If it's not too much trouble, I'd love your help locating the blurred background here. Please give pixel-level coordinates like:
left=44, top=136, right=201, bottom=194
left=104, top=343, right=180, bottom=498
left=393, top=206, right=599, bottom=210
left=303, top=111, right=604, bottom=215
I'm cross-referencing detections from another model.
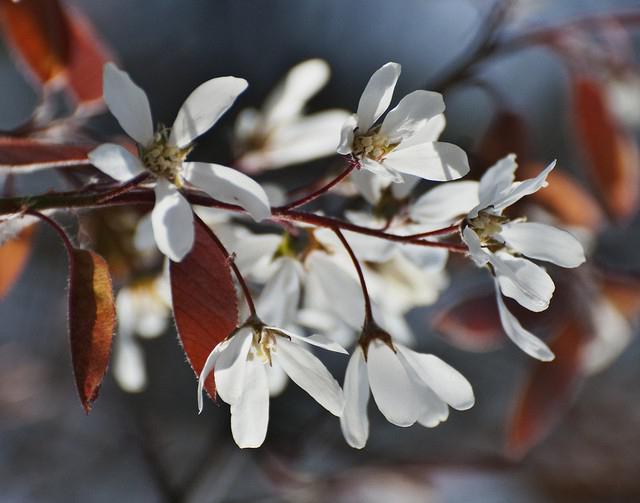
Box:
left=1, top=0, right=640, bottom=501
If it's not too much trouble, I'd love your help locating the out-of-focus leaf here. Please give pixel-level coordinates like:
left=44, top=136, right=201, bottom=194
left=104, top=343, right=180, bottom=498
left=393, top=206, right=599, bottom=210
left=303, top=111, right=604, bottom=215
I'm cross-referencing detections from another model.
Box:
left=0, top=224, right=35, bottom=298
left=0, top=137, right=92, bottom=171
left=573, top=77, right=640, bottom=221
left=170, top=218, right=238, bottom=400
left=433, top=292, right=505, bottom=352
left=601, top=275, right=640, bottom=320
left=522, top=162, right=605, bottom=232
left=476, top=111, right=529, bottom=167
left=68, top=248, right=116, bottom=413
left=63, top=6, right=112, bottom=110
left=506, top=317, right=589, bottom=459
left=0, top=0, right=69, bottom=85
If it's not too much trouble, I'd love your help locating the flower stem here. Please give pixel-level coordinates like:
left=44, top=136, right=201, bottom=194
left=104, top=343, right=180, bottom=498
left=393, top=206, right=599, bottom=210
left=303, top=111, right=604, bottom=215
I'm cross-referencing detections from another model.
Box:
left=277, top=158, right=357, bottom=211
left=26, top=210, right=74, bottom=257
left=333, top=228, right=373, bottom=324
left=95, top=172, right=150, bottom=204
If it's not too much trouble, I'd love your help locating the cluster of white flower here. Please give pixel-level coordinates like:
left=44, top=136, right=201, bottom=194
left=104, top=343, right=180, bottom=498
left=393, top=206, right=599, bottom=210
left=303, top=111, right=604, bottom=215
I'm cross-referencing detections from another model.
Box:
left=92, top=60, right=585, bottom=449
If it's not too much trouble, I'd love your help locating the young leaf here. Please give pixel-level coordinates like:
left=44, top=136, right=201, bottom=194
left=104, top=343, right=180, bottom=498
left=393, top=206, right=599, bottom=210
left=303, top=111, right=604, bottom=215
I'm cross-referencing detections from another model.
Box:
left=68, top=248, right=116, bottom=413
left=0, top=137, right=92, bottom=171
left=170, top=218, right=238, bottom=400
left=0, top=0, right=69, bottom=85
left=505, top=317, right=589, bottom=459
left=0, top=224, right=35, bottom=299
left=573, top=77, right=640, bottom=221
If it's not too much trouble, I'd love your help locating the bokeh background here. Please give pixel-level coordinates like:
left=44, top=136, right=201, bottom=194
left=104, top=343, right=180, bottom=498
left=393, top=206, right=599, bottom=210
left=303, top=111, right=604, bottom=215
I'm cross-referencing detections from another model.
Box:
left=2, top=0, right=640, bottom=501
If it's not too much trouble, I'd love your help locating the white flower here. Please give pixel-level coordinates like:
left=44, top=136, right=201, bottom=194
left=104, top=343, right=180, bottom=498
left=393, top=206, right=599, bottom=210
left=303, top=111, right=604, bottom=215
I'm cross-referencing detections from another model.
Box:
left=198, top=324, right=347, bottom=449
left=88, top=63, right=271, bottom=261
left=337, top=62, right=470, bottom=190
left=424, top=154, right=586, bottom=361
left=235, top=59, right=349, bottom=171
left=341, top=336, right=474, bottom=449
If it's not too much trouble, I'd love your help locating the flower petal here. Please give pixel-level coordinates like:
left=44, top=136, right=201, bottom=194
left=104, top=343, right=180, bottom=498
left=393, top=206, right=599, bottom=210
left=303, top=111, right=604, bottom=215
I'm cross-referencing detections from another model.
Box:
left=399, top=114, right=446, bottom=148
left=230, top=360, right=270, bottom=448
left=274, top=328, right=348, bottom=354
left=340, top=347, right=370, bottom=449
left=366, top=340, right=419, bottom=427
left=492, top=159, right=556, bottom=213
left=491, top=251, right=555, bottom=312
left=337, top=114, right=357, bottom=155
left=416, top=386, right=450, bottom=428
left=356, top=62, right=401, bottom=131
left=461, top=227, right=490, bottom=267
left=113, top=334, right=147, bottom=393
left=397, top=345, right=474, bottom=410
left=350, top=168, right=387, bottom=204
left=170, top=76, right=248, bottom=148
left=474, top=153, right=517, bottom=216
left=380, top=90, right=445, bottom=143
left=151, top=179, right=194, bottom=262
left=266, top=360, right=288, bottom=396
left=410, top=180, right=479, bottom=223
left=103, top=62, right=154, bottom=146
left=88, top=143, right=145, bottom=182
left=362, top=158, right=403, bottom=183
left=383, top=141, right=470, bottom=181
left=262, top=59, right=330, bottom=128
left=214, top=328, right=253, bottom=405
left=182, top=162, right=271, bottom=221
left=499, top=222, right=586, bottom=268
left=495, top=285, right=555, bottom=361
left=197, top=341, right=223, bottom=413
left=257, top=258, right=301, bottom=327
left=275, top=337, right=345, bottom=416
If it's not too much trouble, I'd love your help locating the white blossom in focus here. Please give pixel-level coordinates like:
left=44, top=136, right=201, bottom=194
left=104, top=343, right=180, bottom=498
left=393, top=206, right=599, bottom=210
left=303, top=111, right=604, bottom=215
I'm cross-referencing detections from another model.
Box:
left=88, top=63, right=271, bottom=262
left=341, top=337, right=474, bottom=449
left=337, top=62, right=469, bottom=195
left=234, top=59, right=349, bottom=171
left=198, top=325, right=347, bottom=448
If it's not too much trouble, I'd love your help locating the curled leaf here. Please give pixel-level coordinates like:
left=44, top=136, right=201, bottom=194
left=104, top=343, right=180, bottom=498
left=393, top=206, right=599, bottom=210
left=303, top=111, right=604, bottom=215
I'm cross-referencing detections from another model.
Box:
left=170, top=218, right=238, bottom=400
left=68, top=248, right=116, bottom=412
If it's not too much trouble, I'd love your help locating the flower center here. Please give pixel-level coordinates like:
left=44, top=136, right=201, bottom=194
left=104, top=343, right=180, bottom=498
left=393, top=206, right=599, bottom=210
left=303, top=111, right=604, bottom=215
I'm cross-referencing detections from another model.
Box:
left=352, top=127, right=397, bottom=161
left=141, top=127, right=192, bottom=186
left=468, top=211, right=507, bottom=244
left=249, top=329, right=278, bottom=365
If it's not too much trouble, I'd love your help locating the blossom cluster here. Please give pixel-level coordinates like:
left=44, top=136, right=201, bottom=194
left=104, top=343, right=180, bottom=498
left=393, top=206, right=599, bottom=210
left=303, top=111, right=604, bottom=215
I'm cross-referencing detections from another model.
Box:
left=92, top=60, right=585, bottom=449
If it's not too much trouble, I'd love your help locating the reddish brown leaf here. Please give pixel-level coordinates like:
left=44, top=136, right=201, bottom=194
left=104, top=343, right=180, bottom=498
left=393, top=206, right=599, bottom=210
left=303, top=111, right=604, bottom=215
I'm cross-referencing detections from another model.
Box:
left=573, top=76, right=640, bottom=221
left=0, top=136, right=92, bottom=170
left=601, top=275, right=640, bottom=320
left=170, top=218, right=238, bottom=400
left=63, top=7, right=112, bottom=109
left=0, top=0, right=69, bottom=85
left=0, top=224, right=35, bottom=298
left=522, top=162, right=605, bottom=231
left=68, top=248, right=116, bottom=413
left=506, top=318, right=589, bottom=459
left=433, top=292, right=505, bottom=352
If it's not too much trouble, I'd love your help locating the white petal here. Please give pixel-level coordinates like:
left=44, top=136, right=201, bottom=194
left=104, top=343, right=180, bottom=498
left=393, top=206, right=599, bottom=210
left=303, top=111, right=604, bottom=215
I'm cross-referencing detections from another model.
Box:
left=230, top=360, right=270, bottom=448
left=474, top=153, right=517, bottom=215
left=583, top=299, right=632, bottom=374
left=391, top=174, right=420, bottom=199
left=410, top=180, right=479, bottom=223
left=499, top=222, right=585, bottom=268
left=266, top=361, right=289, bottom=397
left=103, top=62, right=154, bottom=146
left=214, top=328, right=253, bottom=405
left=88, top=143, right=145, bottom=182
left=397, top=345, right=474, bottom=410
left=337, top=114, right=357, bottom=155
left=197, top=341, right=223, bottom=413
left=416, top=386, right=450, bottom=428
left=276, top=329, right=348, bottom=354
left=495, top=286, right=555, bottom=361
left=492, top=159, right=556, bottom=213
left=380, top=90, right=445, bottom=142
left=356, top=62, right=401, bottom=131
left=362, top=158, right=403, bottom=183
left=170, top=76, right=248, bottom=148
left=350, top=168, right=387, bottom=204
left=262, top=59, right=330, bottom=128
left=275, top=337, right=344, bottom=416
left=340, top=347, right=370, bottom=449
left=491, top=251, right=555, bottom=312
left=366, top=340, right=419, bottom=427
left=151, top=179, right=194, bottom=262
left=182, top=162, right=271, bottom=221
left=461, top=227, right=490, bottom=267
left=399, top=114, right=446, bottom=148
left=257, top=258, right=301, bottom=327
left=113, top=335, right=147, bottom=393
left=383, top=141, right=470, bottom=181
